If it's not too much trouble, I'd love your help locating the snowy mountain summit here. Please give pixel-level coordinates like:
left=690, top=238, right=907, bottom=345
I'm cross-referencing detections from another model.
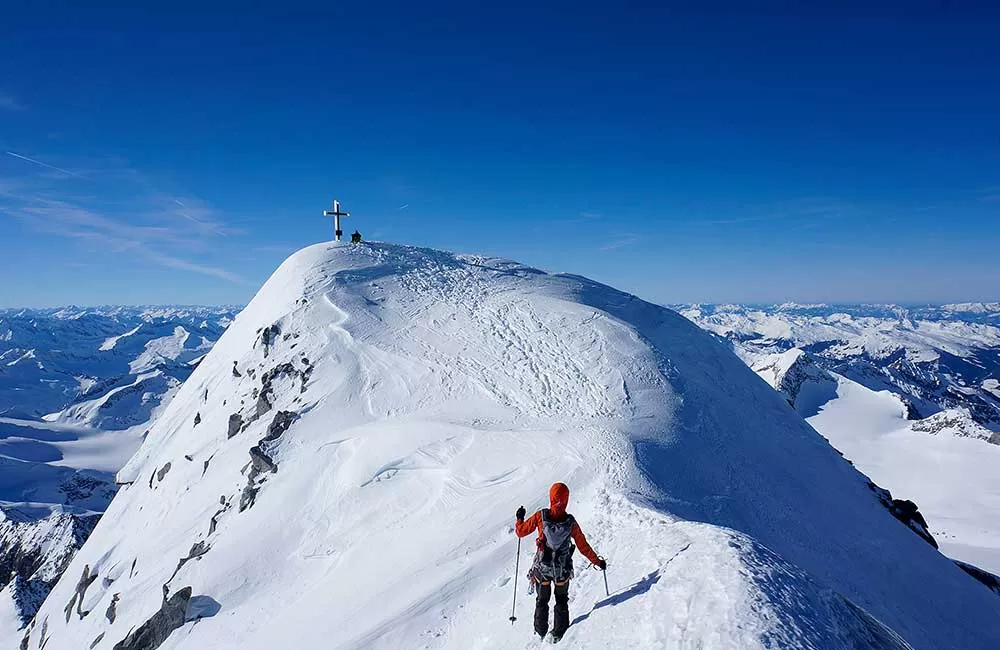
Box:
left=20, top=243, right=1000, bottom=649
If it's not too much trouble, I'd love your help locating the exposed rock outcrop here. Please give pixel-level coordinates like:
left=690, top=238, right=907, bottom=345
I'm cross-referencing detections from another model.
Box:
left=955, top=560, right=1000, bottom=597
left=239, top=410, right=298, bottom=512
left=867, top=482, right=938, bottom=549
left=111, top=586, right=191, bottom=650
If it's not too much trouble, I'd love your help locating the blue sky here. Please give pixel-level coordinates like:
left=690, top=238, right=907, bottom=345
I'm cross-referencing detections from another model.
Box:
left=2, top=3, right=998, bottom=307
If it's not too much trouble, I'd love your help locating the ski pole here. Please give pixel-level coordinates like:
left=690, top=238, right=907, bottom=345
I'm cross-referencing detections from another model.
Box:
left=597, top=556, right=609, bottom=596
left=509, top=536, right=521, bottom=624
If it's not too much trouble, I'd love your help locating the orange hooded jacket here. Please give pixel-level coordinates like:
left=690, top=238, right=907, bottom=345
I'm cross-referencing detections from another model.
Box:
left=515, top=482, right=601, bottom=566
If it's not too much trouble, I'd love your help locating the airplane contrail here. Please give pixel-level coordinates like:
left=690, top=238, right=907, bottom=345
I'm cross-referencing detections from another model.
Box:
left=5, top=151, right=87, bottom=178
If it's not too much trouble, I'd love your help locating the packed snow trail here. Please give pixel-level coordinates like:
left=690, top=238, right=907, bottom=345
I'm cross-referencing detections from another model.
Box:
left=19, top=243, right=1000, bottom=650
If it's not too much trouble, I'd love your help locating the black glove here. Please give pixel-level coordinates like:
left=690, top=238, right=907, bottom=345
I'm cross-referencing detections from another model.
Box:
left=516, top=506, right=526, bottom=522
left=596, top=558, right=607, bottom=571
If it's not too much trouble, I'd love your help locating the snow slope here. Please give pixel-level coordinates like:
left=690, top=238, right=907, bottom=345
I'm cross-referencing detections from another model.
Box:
left=20, top=243, right=1000, bottom=650
left=802, top=374, right=1000, bottom=577
left=683, top=304, right=1000, bottom=576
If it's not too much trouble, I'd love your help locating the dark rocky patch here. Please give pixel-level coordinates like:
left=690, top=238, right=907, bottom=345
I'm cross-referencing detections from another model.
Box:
left=106, top=592, right=121, bottom=623
left=227, top=413, right=243, bottom=439
left=166, top=543, right=210, bottom=585
left=90, top=633, right=105, bottom=649
left=60, top=473, right=116, bottom=505
left=64, top=564, right=98, bottom=621
left=129, top=558, right=137, bottom=579
left=232, top=362, right=241, bottom=378
left=112, top=586, right=191, bottom=650
left=193, top=412, right=201, bottom=426
left=184, top=455, right=193, bottom=462
left=156, top=463, right=171, bottom=483
left=185, top=595, right=222, bottom=621
left=239, top=410, right=298, bottom=512
left=249, top=447, right=276, bottom=474
left=208, top=496, right=231, bottom=536
left=264, top=410, right=298, bottom=443
left=868, top=481, right=938, bottom=548
left=955, top=559, right=1000, bottom=596
left=256, top=324, right=281, bottom=358
left=241, top=363, right=311, bottom=431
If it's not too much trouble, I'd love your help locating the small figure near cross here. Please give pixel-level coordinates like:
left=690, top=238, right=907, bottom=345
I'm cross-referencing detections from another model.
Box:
left=351, top=230, right=362, bottom=243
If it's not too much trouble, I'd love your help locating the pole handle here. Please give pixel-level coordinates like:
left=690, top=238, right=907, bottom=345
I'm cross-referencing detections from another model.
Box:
left=595, top=555, right=610, bottom=596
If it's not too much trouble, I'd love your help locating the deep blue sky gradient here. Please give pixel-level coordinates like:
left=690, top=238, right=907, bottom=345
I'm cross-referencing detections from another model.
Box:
left=2, top=3, right=998, bottom=306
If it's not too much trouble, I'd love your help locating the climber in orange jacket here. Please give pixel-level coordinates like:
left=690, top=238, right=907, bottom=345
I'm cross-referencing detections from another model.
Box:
left=515, top=482, right=606, bottom=642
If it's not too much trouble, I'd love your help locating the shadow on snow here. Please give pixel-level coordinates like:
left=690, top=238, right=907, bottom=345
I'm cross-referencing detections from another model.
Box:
left=570, top=543, right=691, bottom=627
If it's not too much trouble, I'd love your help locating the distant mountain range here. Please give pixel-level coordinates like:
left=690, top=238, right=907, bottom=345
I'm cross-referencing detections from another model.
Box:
left=0, top=306, right=239, bottom=635
left=676, top=303, right=1000, bottom=431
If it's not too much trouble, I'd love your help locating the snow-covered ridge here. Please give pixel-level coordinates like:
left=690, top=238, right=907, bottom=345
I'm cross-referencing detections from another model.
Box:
left=19, top=242, right=1000, bottom=650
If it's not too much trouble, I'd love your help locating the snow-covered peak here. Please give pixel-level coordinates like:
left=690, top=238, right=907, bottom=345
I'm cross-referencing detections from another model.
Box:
left=21, top=243, right=1000, bottom=649
left=750, top=348, right=839, bottom=417
left=911, top=409, right=999, bottom=444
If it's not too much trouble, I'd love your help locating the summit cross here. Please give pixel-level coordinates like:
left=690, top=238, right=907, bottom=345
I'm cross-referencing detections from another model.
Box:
left=323, top=200, right=351, bottom=242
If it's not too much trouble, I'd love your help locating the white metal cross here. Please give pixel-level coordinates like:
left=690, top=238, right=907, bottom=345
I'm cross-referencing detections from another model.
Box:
left=323, top=199, right=350, bottom=241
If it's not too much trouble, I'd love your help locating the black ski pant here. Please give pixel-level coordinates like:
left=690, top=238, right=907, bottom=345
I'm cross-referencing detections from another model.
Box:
left=534, top=580, right=570, bottom=638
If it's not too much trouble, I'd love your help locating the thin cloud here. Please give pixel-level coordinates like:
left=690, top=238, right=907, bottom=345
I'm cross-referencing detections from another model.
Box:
left=690, top=198, right=859, bottom=226
left=599, top=234, right=641, bottom=251
left=398, top=203, right=409, bottom=210
left=143, top=250, right=245, bottom=283
left=6, top=151, right=88, bottom=179
left=0, top=94, right=25, bottom=111
left=0, top=159, right=244, bottom=284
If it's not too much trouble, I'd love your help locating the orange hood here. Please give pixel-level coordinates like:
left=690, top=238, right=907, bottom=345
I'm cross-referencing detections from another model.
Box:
left=549, top=482, right=569, bottom=518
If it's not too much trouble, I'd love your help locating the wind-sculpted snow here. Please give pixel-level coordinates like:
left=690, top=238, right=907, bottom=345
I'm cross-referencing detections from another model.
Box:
left=17, top=244, right=1000, bottom=649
